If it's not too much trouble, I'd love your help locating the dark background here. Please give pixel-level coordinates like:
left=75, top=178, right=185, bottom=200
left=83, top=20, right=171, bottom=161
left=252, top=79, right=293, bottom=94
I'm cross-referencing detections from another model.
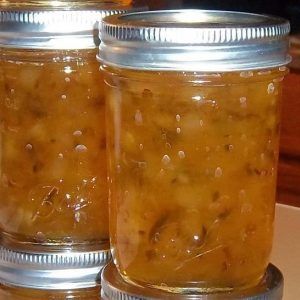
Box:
left=134, top=0, right=300, bottom=33
left=183, top=0, right=300, bottom=33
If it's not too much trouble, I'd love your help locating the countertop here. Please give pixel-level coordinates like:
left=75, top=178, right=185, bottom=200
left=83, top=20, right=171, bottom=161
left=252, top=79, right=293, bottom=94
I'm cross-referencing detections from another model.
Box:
left=271, top=204, right=300, bottom=300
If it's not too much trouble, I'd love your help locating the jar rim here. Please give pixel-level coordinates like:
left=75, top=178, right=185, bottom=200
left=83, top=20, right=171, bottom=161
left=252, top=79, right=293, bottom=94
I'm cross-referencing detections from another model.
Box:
left=101, top=262, right=284, bottom=300
left=0, top=7, right=139, bottom=49
left=0, top=246, right=111, bottom=290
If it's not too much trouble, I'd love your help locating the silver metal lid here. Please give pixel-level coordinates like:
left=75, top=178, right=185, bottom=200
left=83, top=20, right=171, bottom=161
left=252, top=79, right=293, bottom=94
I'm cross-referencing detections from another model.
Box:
left=98, top=9, right=291, bottom=71
left=0, top=7, right=134, bottom=49
left=0, top=246, right=111, bottom=290
left=101, top=263, right=283, bottom=300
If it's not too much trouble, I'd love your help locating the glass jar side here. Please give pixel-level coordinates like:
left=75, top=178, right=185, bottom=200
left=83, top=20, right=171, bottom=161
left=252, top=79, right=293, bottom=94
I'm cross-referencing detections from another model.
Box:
left=103, top=65, right=287, bottom=293
left=0, top=284, right=101, bottom=300
left=0, top=48, right=108, bottom=252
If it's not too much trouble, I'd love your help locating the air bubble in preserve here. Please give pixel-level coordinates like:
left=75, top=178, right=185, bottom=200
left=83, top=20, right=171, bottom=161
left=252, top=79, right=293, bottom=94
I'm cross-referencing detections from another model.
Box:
left=58, top=153, right=64, bottom=159
left=176, top=114, right=181, bottom=122
left=61, top=94, right=67, bottom=100
left=199, top=120, right=204, bottom=127
left=36, top=232, right=46, bottom=242
left=178, top=151, right=185, bottom=159
left=176, top=127, right=181, bottom=134
left=65, top=77, right=70, bottom=83
left=75, top=144, right=87, bottom=152
left=268, top=83, right=275, bottom=94
left=240, top=71, right=253, bottom=78
left=162, top=154, right=171, bottom=165
left=64, top=66, right=72, bottom=74
left=135, top=110, right=143, bottom=125
left=192, top=95, right=202, bottom=102
left=73, top=130, right=82, bottom=136
left=215, top=167, right=223, bottom=178
left=25, top=144, right=33, bottom=151
left=193, top=235, right=200, bottom=241
left=240, top=96, right=247, bottom=108
left=139, top=143, right=144, bottom=150
left=75, top=211, right=81, bottom=223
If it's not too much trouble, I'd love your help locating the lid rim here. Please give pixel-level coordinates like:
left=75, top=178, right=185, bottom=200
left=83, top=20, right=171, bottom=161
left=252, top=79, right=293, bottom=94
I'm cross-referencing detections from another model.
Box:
left=99, top=9, right=290, bottom=71
left=0, top=7, right=138, bottom=49
left=0, top=246, right=111, bottom=290
left=101, top=263, right=284, bottom=300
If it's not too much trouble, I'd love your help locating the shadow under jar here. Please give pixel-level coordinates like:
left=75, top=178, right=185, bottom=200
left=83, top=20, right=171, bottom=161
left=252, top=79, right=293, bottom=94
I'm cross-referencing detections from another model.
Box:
left=0, top=4, right=132, bottom=252
left=99, top=10, right=290, bottom=294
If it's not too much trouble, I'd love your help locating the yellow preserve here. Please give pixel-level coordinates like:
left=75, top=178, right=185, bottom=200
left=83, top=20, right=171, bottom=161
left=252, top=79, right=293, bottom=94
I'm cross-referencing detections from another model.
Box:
left=99, top=10, right=290, bottom=293
left=0, top=284, right=100, bottom=300
left=0, top=49, right=108, bottom=249
left=104, top=67, right=285, bottom=291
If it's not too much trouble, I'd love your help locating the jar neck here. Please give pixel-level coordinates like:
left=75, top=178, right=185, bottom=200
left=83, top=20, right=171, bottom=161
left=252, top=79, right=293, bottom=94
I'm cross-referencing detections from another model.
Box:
left=0, top=48, right=96, bottom=63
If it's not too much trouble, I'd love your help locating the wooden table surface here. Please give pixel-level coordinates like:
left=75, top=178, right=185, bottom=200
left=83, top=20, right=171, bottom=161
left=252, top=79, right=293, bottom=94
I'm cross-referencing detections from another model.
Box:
left=277, top=68, right=300, bottom=208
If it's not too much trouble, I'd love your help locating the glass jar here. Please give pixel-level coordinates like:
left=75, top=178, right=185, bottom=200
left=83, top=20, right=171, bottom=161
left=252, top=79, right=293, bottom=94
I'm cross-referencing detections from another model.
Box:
left=0, top=5, right=134, bottom=253
left=277, top=35, right=300, bottom=206
left=99, top=10, right=290, bottom=293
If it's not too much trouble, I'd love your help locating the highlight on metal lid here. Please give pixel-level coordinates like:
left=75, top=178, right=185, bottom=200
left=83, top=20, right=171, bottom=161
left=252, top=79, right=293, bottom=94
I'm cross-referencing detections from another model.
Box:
left=0, top=246, right=111, bottom=290
left=101, top=262, right=283, bottom=300
left=98, top=9, right=291, bottom=71
left=0, top=6, right=140, bottom=49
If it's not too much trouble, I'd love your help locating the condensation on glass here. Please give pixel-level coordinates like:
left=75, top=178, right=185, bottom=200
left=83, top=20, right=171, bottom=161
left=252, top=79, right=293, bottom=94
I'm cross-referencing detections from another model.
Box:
left=0, top=2, right=133, bottom=253
left=98, top=10, right=290, bottom=294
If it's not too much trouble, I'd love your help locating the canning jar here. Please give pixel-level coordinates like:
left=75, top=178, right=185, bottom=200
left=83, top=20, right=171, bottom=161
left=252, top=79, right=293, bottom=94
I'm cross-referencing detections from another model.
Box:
left=0, top=4, right=133, bottom=253
left=99, top=10, right=290, bottom=293
left=277, top=35, right=300, bottom=206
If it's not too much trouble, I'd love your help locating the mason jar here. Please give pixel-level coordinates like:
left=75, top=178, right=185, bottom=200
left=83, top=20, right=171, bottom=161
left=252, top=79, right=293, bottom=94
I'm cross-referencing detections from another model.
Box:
left=99, top=10, right=290, bottom=293
left=0, top=3, right=136, bottom=254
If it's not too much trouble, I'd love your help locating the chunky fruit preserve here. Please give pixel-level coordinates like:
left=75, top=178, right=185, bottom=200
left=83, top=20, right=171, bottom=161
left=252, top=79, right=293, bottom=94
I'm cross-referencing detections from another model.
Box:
left=104, top=66, right=286, bottom=291
left=0, top=49, right=108, bottom=250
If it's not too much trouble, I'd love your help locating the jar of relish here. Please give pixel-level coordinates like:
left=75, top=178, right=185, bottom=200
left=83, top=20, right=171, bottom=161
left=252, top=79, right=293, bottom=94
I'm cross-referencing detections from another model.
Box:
left=99, top=10, right=290, bottom=294
left=0, top=2, right=134, bottom=254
